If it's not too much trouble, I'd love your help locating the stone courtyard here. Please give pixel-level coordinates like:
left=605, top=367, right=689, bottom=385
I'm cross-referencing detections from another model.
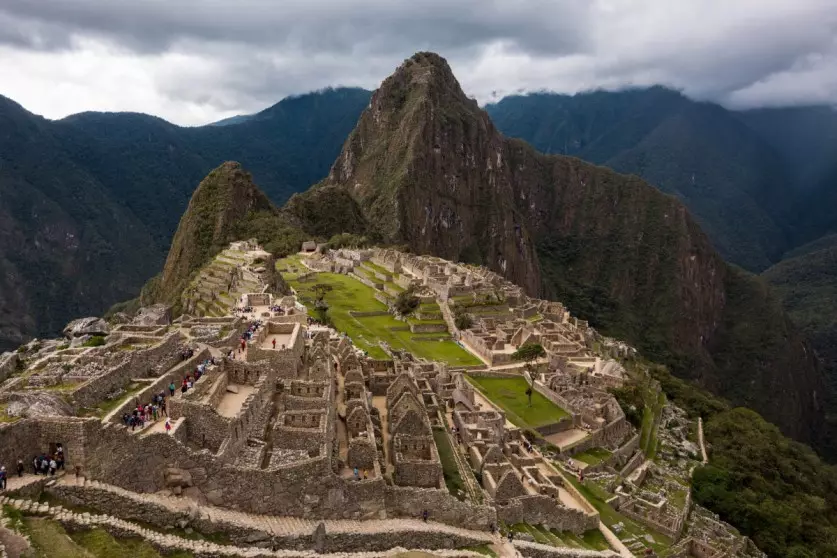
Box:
left=0, top=242, right=760, bottom=558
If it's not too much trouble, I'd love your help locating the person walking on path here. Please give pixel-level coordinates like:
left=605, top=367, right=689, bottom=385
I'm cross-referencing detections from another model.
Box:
left=0, top=466, right=7, bottom=490
left=16, top=459, right=24, bottom=477
left=169, top=382, right=176, bottom=397
left=422, top=509, right=428, bottom=522
left=165, top=418, right=172, bottom=434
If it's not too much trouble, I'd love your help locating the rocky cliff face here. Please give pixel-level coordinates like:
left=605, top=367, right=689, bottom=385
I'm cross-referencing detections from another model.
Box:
left=298, top=52, right=826, bottom=444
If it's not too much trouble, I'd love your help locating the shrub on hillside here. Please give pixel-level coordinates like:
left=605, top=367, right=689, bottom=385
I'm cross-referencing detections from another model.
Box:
left=82, top=335, right=106, bottom=347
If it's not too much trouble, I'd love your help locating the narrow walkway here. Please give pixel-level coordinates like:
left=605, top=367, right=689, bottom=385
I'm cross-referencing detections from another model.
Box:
left=52, top=476, right=495, bottom=542
left=697, top=417, right=708, bottom=464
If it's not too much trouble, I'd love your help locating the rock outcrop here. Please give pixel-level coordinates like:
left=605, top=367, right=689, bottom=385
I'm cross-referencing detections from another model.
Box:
left=287, top=52, right=826, bottom=444
left=63, top=317, right=110, bottom=339
left=5, top=392, right=74, bottom=418
left=132, top=304, right=171, bottom=326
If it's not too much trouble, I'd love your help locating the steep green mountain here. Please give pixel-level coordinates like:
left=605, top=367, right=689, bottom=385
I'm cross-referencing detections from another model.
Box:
left=0, top=96, right=159, bottom=350
left=486, top=89, right=795, bottom=271
left=151, top=161, right=303, bottom=305
left=0, top=88, right=370, bottom=349
left=289, top=52, right=826, bottom=445
left=764, top=234, right=837, bottom=389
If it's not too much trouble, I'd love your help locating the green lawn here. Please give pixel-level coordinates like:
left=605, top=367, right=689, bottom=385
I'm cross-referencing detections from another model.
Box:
left=573, top=447, right=612, bottom=466
left=466, top=375, right=569, bottom=428
left=433, top=429, right=466, bottom=500
left=22, top=519, right=195, bottom=558
left=289, top=272, right=481, bottom=365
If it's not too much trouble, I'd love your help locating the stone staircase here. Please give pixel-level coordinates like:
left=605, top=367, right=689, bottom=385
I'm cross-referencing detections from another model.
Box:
left=51, top=476, right=494, bottom=543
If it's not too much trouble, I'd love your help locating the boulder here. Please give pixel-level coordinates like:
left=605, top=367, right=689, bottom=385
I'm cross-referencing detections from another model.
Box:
left=109, top=312, right=132, bottom=325
left=133, top=304, right=171, bottom=326
left=6, top=392, right=74, bottom=418
left=63, top=317, right=110, bottom=339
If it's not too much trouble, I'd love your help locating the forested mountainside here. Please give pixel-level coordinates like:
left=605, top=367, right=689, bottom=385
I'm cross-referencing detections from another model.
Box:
left=764, top=234, right=837, bottom=389
left=486, top=89, right=837, bottom=272
left=0, top=88, right=370, bottom=349
left=285, top=52, right=827, bottom=448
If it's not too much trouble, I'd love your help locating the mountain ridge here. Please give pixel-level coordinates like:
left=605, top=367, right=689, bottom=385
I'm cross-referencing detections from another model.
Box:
left=0, top=88, right=370, bottom=349
left=289, top=51, right=826, bottom=445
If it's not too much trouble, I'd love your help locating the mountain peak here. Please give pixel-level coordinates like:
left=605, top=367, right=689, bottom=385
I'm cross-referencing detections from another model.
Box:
left=155, top=161, right=277, bottom=302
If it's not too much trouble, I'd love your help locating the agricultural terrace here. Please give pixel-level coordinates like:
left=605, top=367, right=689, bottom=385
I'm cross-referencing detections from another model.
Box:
left=279, top=263, right=481, bottom=366
left=466, top=375, right=569, bottom=429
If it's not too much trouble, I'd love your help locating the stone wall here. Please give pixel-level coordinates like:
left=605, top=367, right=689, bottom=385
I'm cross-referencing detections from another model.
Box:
left=246, top=323, right=303, bottom=369
left=620, top=451, right=644, bottom=477
left=107, top=348, right=211, bottom=424
left=496, top=495, right=598, bottom=533
left=534, top=416, right=575, bottom=437
left=0, top=417, right=96, bottom=471
left=70, top=333, right=185, bottom=409
left=385, top=486, right=495, bottom=531
left=0, top=420, right=40, bottom=469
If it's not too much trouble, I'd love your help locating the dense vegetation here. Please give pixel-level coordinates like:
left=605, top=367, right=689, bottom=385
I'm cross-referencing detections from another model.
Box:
left=622, top=364, right=837, bottom=557
left=694, top=408, right=837, bottom=557
left=764, top=235, right=837, bottom=388
left=0, top=88, right=370, bottom=349
left=487, top=89, right=837, bottom=272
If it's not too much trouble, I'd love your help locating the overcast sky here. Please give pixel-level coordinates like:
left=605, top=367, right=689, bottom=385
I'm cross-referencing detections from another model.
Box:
left=1, top=0, right=835, bottom=126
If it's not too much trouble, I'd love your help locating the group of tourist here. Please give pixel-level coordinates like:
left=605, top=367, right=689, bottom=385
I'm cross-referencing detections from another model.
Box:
left=236, top=320, right=262, bottom=354
left=122, top=391, right=169, bottom=431
left=121, top=354, right=219, bottom=433
left=0, top=444, right=69, bottom=490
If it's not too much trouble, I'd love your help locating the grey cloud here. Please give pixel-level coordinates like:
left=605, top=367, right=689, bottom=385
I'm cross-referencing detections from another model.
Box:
left=0, top=0, right=835, bottom=124
left=0, top=0, right=591, bottom=56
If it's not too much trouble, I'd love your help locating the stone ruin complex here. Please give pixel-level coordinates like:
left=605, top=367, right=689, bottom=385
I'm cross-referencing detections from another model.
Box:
left=0, top=242, right=761, bottom=558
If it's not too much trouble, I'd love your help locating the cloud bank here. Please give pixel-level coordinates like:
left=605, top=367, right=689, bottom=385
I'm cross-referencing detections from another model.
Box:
left=0, top=0, right=835, bottom=125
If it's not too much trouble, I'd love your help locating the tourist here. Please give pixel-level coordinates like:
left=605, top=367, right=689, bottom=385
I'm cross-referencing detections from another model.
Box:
left=272, top=338, right=276, bottom=349
left=32, top=455, right=40, bottom=475
left=422, top=509, right=428, bottom=522
left=165, top=418, right=172, bottom=434
left=48, top=458, right=57, bottom=476
left=508, top=531, right=514, bottom=543
left=39, top=455, right=49, bottom=475
left=0, top=466, right=6, bottom=490
left=353, top=467, right=359, bottom=480
left=16, top=459, right=24, bottom=477
left=169, top=381, right=176, bottom=397
left=56, top=452, right=65, bottom=471
left=152, top=404, right=158, bottom=421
